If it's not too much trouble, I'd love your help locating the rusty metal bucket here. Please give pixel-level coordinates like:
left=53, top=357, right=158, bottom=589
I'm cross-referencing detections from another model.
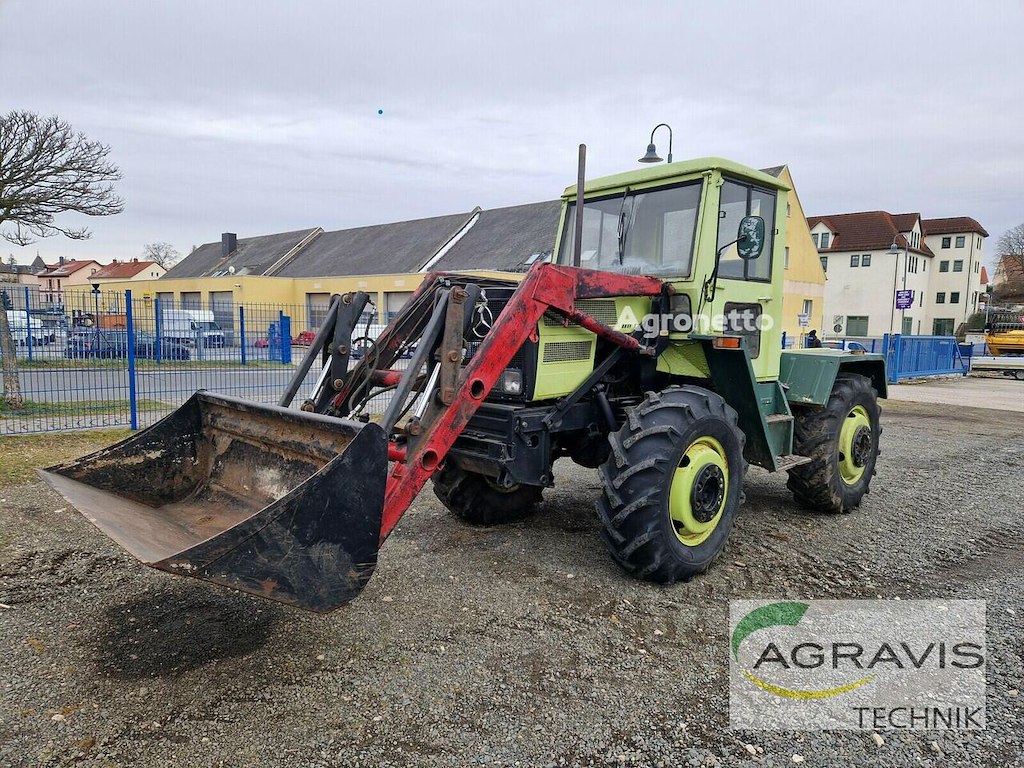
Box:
left=38, top=392, right=387, bottom=612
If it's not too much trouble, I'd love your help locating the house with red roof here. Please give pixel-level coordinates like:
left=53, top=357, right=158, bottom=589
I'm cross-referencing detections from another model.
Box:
left=806, top=211, right=987, bottom=336
left=90, top=259, right=166, bottom=282
left=35, top=258, right=105, bottom=307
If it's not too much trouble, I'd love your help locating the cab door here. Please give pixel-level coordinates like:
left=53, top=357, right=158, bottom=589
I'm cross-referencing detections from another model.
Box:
left=712, top=178, right=783, bottom=380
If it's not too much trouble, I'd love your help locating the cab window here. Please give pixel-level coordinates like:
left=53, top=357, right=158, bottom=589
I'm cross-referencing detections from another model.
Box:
left=717, top=180, right=775, bottom=281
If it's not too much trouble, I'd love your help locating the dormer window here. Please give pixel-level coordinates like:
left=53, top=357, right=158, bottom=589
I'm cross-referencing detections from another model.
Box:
left=820, top=232, right=830, bottom=249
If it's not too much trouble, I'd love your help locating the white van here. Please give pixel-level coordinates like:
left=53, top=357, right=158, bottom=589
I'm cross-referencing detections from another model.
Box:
left=160, top=309, right=226, bottom=348
left=4, top=310, right=47, bottom=346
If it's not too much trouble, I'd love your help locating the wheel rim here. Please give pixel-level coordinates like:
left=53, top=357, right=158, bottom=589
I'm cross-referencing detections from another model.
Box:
left=839, top=405, right=872, bottom=485
left=669, top=436, right=728, bottom=547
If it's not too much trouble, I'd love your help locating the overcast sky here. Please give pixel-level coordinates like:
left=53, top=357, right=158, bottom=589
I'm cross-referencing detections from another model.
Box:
left=2, top=0, right=1021, bottom=268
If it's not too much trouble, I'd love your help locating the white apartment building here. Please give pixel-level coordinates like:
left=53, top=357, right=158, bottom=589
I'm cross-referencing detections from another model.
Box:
left=807, top=211, right=987, bottom=337
left=921, top=218, right=988, bottom=335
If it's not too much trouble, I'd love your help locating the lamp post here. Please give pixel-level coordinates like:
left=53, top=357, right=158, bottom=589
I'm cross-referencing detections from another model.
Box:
left=638, top=123, right=673, bottom=164
left=91, top=282, right=101, bottom=351
left=888, top=239, right=909, bottom=334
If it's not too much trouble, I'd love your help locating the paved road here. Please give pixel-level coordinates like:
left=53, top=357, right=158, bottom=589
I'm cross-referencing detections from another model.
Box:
left=889, top=373, right=1024, bottom=413
left=13, top=364, right=316, bottom=405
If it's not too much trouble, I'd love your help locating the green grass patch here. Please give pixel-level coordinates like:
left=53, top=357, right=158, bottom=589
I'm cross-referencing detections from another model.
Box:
left=0, top=428, right=133, bottom=488
left=0, top=398, right=168, bottom=417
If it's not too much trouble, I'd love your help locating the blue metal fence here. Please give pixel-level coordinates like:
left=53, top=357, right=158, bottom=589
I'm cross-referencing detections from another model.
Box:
left=0, top=287, right=349, bottom=434
left=881, top=334, right=969, bottom=383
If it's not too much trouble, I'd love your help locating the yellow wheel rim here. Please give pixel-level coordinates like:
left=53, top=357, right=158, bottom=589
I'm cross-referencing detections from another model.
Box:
left=669, top=436, right=728, bottom=547
left=839, top=405, right=872, bottom=485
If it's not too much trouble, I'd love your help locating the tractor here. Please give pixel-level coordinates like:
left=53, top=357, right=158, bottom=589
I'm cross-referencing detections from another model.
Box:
left=41, top=152, right=886, bottom=612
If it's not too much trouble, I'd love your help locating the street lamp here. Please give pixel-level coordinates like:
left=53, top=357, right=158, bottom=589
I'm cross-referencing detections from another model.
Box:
left=887, top=239, right=909, bottom=334
left=91, top=282, right=101, bottom=350
left=638, top=123, right=673, bottom=164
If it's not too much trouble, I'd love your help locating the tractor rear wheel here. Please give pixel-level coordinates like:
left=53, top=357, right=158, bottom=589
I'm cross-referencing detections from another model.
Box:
left=787, top=373, right=881, bottom=513
left=597, top=386, right=747, bottom=583
left=432, top=465, right=543, bottom=525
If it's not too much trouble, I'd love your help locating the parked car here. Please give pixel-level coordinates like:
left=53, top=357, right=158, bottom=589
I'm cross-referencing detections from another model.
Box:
left=65, top=330, right=190, bottom=360
left=822, top=340, right=869, bottom=352
left=136, top=332, right=191, bottom=360
left=291, top=330, right=317, bottom=346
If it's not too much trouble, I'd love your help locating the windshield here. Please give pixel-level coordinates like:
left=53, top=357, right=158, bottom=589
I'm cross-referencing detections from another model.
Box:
left=558, top=181, right=702, bottom=276
left=199, top=321, right=221, bottom=331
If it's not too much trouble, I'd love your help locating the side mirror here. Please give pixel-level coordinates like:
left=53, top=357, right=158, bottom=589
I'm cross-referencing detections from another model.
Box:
left=736, top=215, right=766, bottom=260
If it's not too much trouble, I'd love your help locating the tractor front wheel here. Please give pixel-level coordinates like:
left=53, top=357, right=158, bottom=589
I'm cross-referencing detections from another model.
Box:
left=787, top=373, right=881, bottom=513
left=432, top=465, right=543, bottom=525
left=597, top=386, right=747, bottom=583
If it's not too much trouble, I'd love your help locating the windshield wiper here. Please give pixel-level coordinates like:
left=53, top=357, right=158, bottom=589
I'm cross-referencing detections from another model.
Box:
left=616, top=187, right=632, bottom=265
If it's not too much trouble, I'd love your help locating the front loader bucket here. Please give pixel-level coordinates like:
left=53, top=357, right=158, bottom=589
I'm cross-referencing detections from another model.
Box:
left=38, top=392, right=387, bottom=612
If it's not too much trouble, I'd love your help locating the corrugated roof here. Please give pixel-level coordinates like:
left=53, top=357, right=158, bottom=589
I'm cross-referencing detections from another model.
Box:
left=428, top=201, right=562, bottom=272
left=274, top=212, right=474, bottom=278
left=922, top=217, right=989, bottom=238
left=164, top=228, right=320, bottom=278
left=806, top=211, right=934, bottom=256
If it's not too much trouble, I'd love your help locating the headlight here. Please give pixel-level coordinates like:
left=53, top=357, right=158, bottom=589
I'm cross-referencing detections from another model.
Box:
left=669, top=292, right=693, bottom=333
left=501, top=369, right=523, bottom=395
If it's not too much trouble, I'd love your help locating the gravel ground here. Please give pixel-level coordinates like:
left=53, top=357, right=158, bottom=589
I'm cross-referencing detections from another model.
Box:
left=0, top=399, right=1021, bottom=767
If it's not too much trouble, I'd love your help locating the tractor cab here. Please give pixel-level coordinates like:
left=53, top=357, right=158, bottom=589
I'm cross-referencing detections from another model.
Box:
left=554, top=158, right=789, bottom=381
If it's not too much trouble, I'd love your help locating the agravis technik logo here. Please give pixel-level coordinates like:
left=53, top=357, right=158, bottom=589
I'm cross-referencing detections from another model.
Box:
left=728, top=600, right=986, bottom=730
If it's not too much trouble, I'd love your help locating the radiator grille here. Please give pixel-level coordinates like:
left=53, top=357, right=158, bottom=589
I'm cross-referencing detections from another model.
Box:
left=542, top=340, right=593, bottom=363
left=542, top=299, right=618, bottom=327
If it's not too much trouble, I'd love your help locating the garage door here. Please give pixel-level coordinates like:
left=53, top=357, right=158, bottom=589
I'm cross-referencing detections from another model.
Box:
left=385, top=291, right=414, bottom=322
left=306, top=293, right=331, bottom=331
left=210, top=291, right=234, bottom=342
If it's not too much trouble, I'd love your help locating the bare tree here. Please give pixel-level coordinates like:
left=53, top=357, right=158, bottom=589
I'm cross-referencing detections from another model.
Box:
left=0, top=110, right=124, bottom=246
left=142, top=242, right=180, bottom=269
left=0, top=111, right=123, bottom=409
left=994, top=223, right=1024, bottom=302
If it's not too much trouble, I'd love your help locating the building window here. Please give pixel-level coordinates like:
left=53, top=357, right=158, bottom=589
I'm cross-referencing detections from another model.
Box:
left=819, top=256, right=828, bottom=272
left=974, top=262, right=980, bottom=273
left=950, top=292, right=960, bottom=304
left=936, top=292, right=945, bottom=304
left=811, top=233, right=819, bottom=247
left=784, top=246, right=790, bottom=269
left=977, top=236, right=982, bottom=248
left=862, top=253, right=871, bottom=267
left=802, top=299, right=813, bottom=316
left=941, top=237, right=951, bottom=249
left=786, top=201, right=791, bottom=217
left=919, top=291, right=923, bottom=307
left=939, top=260, right=949, bottom=272
left=847, top=316, right=869, bottom=336
left=933, top=318, right=955, bottom=335
left=953, top=260, right=963, bottom=272
left=820, top=232, right=830, bottom=249
left=850, top=254, right=860, bottom=267
left=955, top=235, right=965, bottom=248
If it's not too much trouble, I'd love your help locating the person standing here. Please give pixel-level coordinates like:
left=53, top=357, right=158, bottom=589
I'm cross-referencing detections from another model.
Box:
left=806, top=329, right=822, bottom=348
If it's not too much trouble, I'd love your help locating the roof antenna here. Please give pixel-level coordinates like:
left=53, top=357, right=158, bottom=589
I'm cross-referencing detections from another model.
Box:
left=572, top=144, right=586, bottom=268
